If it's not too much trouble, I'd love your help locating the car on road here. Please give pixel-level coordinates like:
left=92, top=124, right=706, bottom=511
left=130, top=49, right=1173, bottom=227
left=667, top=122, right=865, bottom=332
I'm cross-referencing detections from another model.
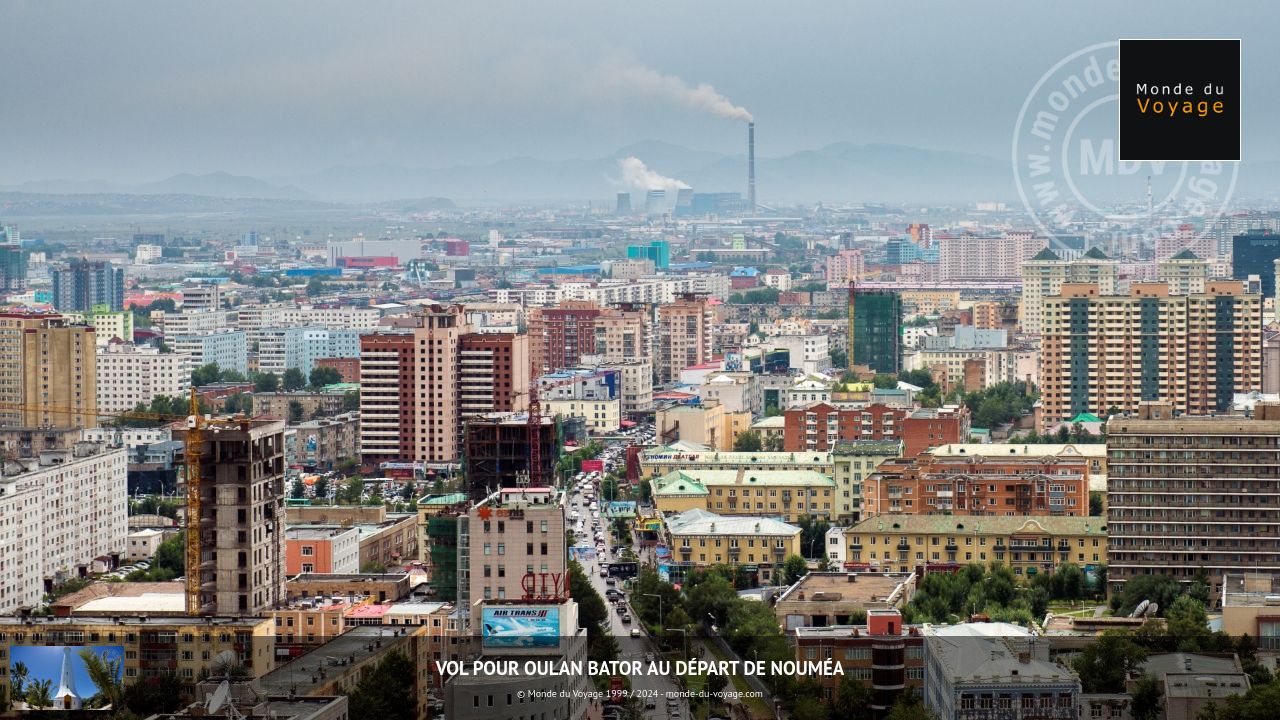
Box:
left=599, top=569, right=608, bottom=578
left=645, top=697, right=656, bottom=709
left=615, top=605, right=627, bottom=615
left=645, top=652, right=655, bottom=663
left=605, top=578, right=616, bottom=586
left=620, top=614, right=632, bottom=624
left=632, top=628, right=643, bottom=638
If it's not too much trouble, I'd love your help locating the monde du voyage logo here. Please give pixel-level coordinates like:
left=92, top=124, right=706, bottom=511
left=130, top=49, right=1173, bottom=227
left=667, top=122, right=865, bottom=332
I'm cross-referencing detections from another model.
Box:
left=1120, top=39, right=1241, bottom=161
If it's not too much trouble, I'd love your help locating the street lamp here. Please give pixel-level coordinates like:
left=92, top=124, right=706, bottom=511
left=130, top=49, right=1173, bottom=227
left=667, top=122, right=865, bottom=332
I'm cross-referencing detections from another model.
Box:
left=669, top=627, right=688, bottom=659
left=642, top=593, right=663, bottom=629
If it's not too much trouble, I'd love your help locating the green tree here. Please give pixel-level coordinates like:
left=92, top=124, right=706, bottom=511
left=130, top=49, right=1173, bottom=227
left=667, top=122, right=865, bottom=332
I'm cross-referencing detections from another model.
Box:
left=288, top=400, right=304, bottom=423
left=153, top=532, right=185, bottom=575
left=254, top=371, right=279, bottom=393
left=1089, top=491, right=1105, bottom=516
left=340, top=477, right=365, bottom=504
left=684, top=573, right=738, bottom=626
left=309, top=366, right=342, bottom=388
left=828, top=347, right=848, bottom=369
left=1116, top=574, right=1183, bottom=617
left=25, top=679, right=54, bottom=709
left=885, top=687, right=937, bottom=720
left=732, top=430, right=763, bottom=452
left=1072, top=630, right=1148, bottom=693
left=346, top=650, right=416, bottom=720
left=78, top=649, right=124, bottom=710
left=191, top=362, right=222, bottom=387
left=1165, top=595, right=1210, bottom=650
left=830, top=674, right=874, bottom=720
left=360, top=561, right=387, bottom=574
left=796, top=515, right=831, bottom=559
left=1054, top=563, right=1086, bottom=602
left=223, top=393, right=251, bottom=415
left=313, top=476, right=330, bottom=501
left=872, top=374, right=897, bottom=389
left=290, top=479, right=306, bottom=499
left=10, top=661, right=28, bottom=701
left=897, top=369, right=936, bottom=388
left=781, top=554, right=809, bottom=585
left=305, top=276, right=327, bottom=296
left=1130, top=674, right=1164, bottom=720
left=343, top=389, right=360, bottom=412
left=568, top=560, right=618, bottom=663
left=282, top=367, right=307, bottom=391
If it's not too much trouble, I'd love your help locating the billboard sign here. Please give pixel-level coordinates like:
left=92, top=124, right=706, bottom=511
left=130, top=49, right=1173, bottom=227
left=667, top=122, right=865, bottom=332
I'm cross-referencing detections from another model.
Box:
left=581, top=459, right=604, bottom=473
left=481, top=606, right=560, bottom=649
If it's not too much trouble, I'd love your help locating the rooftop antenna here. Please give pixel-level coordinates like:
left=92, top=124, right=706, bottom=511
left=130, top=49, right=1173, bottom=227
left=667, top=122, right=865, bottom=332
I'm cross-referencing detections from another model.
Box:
left=1147, top=175, right=1153, bottom=215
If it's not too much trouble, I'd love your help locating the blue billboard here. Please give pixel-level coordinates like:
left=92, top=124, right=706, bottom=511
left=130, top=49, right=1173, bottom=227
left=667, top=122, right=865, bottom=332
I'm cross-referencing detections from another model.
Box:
left=481, top=606, right=560, bottom=649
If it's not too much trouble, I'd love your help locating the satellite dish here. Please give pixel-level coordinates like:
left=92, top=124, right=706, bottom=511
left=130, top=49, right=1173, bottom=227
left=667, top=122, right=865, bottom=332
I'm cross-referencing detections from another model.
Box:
left=207, top=680, right=230, bottom=714
left=212, top=649, right=237, bottom=675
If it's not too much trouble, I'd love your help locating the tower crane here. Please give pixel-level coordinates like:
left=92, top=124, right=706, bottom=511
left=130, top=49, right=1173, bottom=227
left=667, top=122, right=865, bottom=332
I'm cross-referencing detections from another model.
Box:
left=0, top=387, right=243, bottom=616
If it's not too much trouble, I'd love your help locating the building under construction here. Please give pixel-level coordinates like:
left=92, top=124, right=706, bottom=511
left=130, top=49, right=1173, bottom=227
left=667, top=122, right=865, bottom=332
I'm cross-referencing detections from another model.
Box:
left=463, top=412, right=558, bottom=499
left=175, top=417, right=287, bottom=616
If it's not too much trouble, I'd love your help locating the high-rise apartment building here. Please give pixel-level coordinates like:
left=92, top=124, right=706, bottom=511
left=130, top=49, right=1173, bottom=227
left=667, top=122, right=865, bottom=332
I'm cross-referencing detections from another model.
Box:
left=936, top=231, right=1048, bottom=282
left=458, top=332, right=530, bottom=428
left=0, top=442, right=127, bottom=613
left=1019, top=247, right=1119, bottom=334
left=50, top=258, right=125, bottom=312
left=826, top=249, right=866, bottom=285
left=1041, top=282, right=1263, bottom=423
left=0, top=244, right=27, bottom=292
left=848, top=287, right=902, bottom=374
left=528, top=301, right=601, bottom=373
left=359, top=306, right=528, bottom=467
left=1233, top=230, right=1280, bottom=299
left=169, top=329, right=248, bottom=375
left=592, top=306, right=648, bottom=362
left=1108, top=402, right=1280, bottom=600
left=180, top=282, right=223, bottom=312
left=96, top=341, right=192, bottom=414
left=174, top=417, right=287, bottom=616
left=656, top=295, right=714, bottom=385
left=1158, top=249, right=1211, bottom=296
left=0, top=313, right=98, bottom=429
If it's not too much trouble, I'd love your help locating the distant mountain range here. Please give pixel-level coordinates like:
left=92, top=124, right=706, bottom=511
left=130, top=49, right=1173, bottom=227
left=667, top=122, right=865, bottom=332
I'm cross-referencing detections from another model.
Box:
left=6, top=141, right=1280, bottom=207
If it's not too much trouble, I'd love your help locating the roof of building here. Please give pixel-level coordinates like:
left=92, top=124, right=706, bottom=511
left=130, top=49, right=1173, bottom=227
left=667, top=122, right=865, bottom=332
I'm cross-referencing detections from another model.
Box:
left=751, top=416, right=787, bottom=429
left=650, top=472, right=709, bottom=497
left=665, top=509, right=800, bottom=537
left=928, top=443, right=1106, bottom=459
left=832, top=440, right=902, bottom=456
left=847, top=514, right=1106, bottom=537
left=776, top=572, right=915, bottom=606
left=641, top=446, right=831, bottom=466
left=74, top=590, right=187, bottom=615
left=1029, top=248, right=1061, bottom=261
left=286, top=526, right=358, bottom=541
left=1084, top=247, right=1110, bottom=259
left=420, top=493, right=469, bottom=506
left=926, top=626, right=1071, bottom=685
left=1141, top=653, right=1241, bottom=677
left=258, top=626, right=411, bottom=696
left=1170, top=249, right=1201, bottom=260
left=652, top=468, right=835, bottom=491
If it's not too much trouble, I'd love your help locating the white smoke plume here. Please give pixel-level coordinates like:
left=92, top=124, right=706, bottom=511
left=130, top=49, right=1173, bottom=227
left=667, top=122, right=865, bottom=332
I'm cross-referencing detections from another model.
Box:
left=593, top=56, right=752, bottom=123
left=618, top=157, right=690, bottom=193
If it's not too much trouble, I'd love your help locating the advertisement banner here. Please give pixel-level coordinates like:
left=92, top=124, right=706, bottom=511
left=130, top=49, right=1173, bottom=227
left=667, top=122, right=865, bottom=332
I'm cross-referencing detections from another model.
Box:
left=481, top=606, right=560, bottom=649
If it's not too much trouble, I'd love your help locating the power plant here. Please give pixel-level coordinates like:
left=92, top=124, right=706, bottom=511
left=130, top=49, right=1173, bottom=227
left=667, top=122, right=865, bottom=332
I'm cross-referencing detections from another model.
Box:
left=615, top=191, right=632, bottom=216
left=747, top=121, right=756, bottom=213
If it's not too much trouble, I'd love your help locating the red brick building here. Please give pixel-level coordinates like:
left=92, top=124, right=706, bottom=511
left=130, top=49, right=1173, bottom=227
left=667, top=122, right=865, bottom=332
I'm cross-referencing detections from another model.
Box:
left=783, top=402, right=908, bottom=452
left=314, top=356, right=361, bottom=383
left=864, top=446, right=1091, bottom=517
left=794, top=609, right=924, bottom=714
left=528, top=301, right=602, bottom=373
left=901, top=406, right=970, bottom=457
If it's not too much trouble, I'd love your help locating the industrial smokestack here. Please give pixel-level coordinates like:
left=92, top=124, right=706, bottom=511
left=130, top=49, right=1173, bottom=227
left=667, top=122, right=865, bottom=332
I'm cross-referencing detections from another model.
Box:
left=748, top=121, right=756, bottom=213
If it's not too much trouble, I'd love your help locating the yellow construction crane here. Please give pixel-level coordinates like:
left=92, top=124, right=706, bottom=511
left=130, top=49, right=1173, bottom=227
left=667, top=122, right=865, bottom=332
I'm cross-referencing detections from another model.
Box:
left=0, top=388, right=237, bottom=616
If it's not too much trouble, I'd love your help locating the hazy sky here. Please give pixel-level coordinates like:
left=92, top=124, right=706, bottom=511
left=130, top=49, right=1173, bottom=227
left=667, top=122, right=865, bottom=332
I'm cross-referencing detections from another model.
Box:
left=2, top=0, right=1274, bottom=183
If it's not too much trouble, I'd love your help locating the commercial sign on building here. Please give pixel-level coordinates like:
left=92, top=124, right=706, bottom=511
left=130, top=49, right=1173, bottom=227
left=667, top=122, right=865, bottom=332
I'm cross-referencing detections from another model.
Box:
left=481, top=606, right=560, bottom=649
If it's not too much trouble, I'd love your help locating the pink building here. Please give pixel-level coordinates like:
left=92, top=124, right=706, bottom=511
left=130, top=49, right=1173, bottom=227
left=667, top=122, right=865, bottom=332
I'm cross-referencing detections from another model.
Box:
left=937, top=232, right=1047, bottom=281
left=826, top=249, right=866, bottom=284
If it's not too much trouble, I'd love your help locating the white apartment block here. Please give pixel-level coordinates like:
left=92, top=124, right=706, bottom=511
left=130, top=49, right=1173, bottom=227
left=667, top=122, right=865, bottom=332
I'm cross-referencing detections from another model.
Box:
left=96, top=342, right=193, bottom=414
left=1019, top=248, right=1119, bottom=334
left=0, top=442, right=128, bottom=614
left=560, top=274, right=730, bottom=305
left=153, top=309, right=239, bottom=336
left=938, top=232, right=1048, bottom=283
left=544, top=398, right=621, bottom=433
left=257, top=326, right=362, bottom=376
left=134, top=244, right=163, bottom=264
left=486, top=285, right=564, bottom=307
left=180, top=283, right=222, bottom=311
left=236, top=304, right=381, bottom=335
left=169, top=329, right=248, bottom=375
